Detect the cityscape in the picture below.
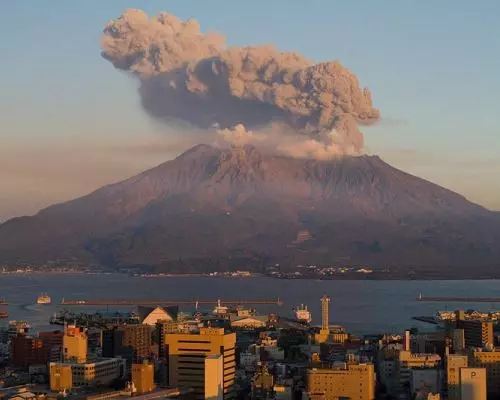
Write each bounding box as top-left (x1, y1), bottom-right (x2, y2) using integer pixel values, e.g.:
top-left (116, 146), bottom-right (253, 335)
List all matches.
top-left (0, 292), bottom-right (497, 399)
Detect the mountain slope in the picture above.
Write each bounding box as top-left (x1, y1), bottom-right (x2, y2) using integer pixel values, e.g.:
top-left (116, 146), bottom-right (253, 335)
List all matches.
top-left (0, 144), bottom-right (498, 271)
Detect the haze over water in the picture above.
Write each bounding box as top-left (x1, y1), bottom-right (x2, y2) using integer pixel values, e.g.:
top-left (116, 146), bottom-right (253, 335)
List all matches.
top-left (1, 274), bottom-right (500, 335)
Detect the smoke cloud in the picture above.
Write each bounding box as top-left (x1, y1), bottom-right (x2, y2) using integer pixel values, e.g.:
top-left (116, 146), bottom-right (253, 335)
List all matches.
top-left (101, 9), bottom-right (380, 157)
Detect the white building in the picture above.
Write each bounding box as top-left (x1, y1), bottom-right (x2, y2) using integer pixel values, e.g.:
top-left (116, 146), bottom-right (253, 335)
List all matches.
top-left (50, 358), bottom-right (125, 388)
top-left (460, 368), bottom-right (486, 400)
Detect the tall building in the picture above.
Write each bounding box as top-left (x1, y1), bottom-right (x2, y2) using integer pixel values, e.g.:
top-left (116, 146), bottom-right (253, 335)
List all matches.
top-left (469, 349), bottom-right (500, 396)
top-left (102, 324), bottom-right (152, 364)
top-left (63, 324), bottom-right (87, 363)
top-left (460, 368), bottom-right (486, 400)
top-left (39, 330), bottom-right (64, 362)
top-left (10, 334), bottom-right (46, 368)
top-left (397, 351), bottom-right (441, 396)
top-left (165, 327), bottom-right (236, 399)
top-left (205, 355), bottom-right (224, 400)
top-left (459, 320), bottom-right (493, 348)
top-left (132, 362), bottom-right (155, 394)
top-left (446, 354), bottom-right (468, 400)
top-left (451, 329), bottom-right (465, 353)
top-left (49, 363), bottom-right (72, 392)
top-left (307, 363), bottom-right (375, 400)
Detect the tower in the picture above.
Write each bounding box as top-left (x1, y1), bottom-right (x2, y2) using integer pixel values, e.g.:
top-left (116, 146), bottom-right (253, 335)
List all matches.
top-left (321, 295), bottom-right (330, 333)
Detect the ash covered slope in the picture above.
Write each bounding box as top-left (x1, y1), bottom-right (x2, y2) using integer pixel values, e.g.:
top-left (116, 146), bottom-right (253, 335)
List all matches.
top-left (0, 144), bottom-right (498, 270)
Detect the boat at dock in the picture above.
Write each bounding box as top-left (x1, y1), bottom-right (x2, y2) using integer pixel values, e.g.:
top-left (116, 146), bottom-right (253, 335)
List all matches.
top-left (36, 293), bottom-right (52, 305)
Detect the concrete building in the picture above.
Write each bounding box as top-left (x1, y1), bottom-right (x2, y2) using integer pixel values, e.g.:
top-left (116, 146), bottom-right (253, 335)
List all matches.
top-left (460, 368), bottom-right (486, 400)
top-left (132, 362), bottom-right (155, 394)
top-left (397, 351), bottom-right (441, 397)
top-left (138, 306), bottom-right (176, 326)
top-left (459, 320), bottom-right (493, 348)
top-left (204, 355), bottom-right (223, 400)
top-left (49, 363), bottom-right (72, 392)
top-left (410, 368), bottom-right (442, 399)
top-left (229, 316), bottom-right (267, 329)
top-left (63, 324), bottom-right (87, 363)
top-left (307, 363), bottom-right (375, 400)
top-left (469, 348), bottom-right (500, 397)
top-left (10, 334), bottom-right (46, 368)
top-left (451, 329), bottom-right (465, 353)
top-left (165, 327), bottom-right (236, 399)
top-left (49, 358), bottom-right (125, 388)
top-left (446, 354), bottom-right (468, 400)
top-left (102, 324), bottom-right (152, 364)
top-left (39, 330), bottom-right (63, 362)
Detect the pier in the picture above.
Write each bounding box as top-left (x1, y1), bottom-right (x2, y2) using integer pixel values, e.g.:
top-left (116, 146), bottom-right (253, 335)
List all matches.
top-left (60, 298), bottom-right (283, 306)
top-left (416, 295), bottom-right (500, 303)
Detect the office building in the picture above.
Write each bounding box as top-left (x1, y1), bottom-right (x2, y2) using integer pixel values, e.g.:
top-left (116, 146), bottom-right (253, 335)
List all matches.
top-left (49, 363), bottom-right (72, 392)
top-left (446, 354), bottom-right (468, 400)
top-left (165, 327), bottom-right (236, 399)
top-left (307, 363), bottom-right (375, 400)
top-left (459, 320), bottom-right (493, 348)
top-left (470, 349), bottom-right (500, 396)
top-left (39, 330), bottom-right (64, 362)
top-left (102, 324), bottom-right (152, 363)
top-left (410, 368), bottom-right (442, 398)
top-left (132, 362), bottom-right (155, 394)
top-left (63, 324), bottom-right (87, 363)
top-left (10, 334), bottom-right (46, 368)
top-left (205, 355), bottom-right (224, 400)
top-left (397, 351), bottom-right (441, 395)
top-left (49, 358), bottom-right (125, 389)
top-left (460, 368), bottom-right (486, 400)
top-left (451, 329), bottom-right (465, 353)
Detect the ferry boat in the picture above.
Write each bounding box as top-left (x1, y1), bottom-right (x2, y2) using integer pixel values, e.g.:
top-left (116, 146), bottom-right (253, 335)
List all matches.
top-left (36, 293), bottom-right (52, 305)
top-left (294, 304), bottom-right (312, 324)
top-left (0, 311), bottom-right (8, 319)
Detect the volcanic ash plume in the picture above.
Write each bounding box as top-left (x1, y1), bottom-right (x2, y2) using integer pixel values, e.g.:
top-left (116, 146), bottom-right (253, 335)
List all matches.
top-left (101, 9), bottom-right (380, 156)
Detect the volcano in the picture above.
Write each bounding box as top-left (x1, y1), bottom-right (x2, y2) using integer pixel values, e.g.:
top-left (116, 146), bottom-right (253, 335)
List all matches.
top-left (0, 144), bottom-right (499, 272)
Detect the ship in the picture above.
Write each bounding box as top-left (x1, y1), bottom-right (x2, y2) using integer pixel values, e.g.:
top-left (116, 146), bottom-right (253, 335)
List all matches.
top-left (36, 293), bottom-right (52, 305)
top-left (294, 304), bottom-right (312, 324)
top-left (0, 311), bottom-right (8, 319)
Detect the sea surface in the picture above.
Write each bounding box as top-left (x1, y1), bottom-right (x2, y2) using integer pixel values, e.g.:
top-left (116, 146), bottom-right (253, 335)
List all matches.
top-left (0, 274), bottom-right (499, 335)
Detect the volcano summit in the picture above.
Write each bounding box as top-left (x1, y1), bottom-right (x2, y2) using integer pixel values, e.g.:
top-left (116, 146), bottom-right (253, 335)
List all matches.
top-left (0, 144), bottom-right (498, 273)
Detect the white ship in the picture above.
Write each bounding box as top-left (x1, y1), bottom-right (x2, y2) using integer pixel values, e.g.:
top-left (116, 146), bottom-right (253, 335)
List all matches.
top-left (36, 293), bottom-right (52, 305)
top-left (294, 304), bottom-right (312, 324)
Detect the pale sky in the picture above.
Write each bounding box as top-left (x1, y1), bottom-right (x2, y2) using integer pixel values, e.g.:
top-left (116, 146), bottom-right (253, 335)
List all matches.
top-left (1, 1), bottom-right (499, 221)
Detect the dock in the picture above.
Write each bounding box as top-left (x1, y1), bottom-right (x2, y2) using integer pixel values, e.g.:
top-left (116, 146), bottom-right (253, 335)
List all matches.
top-left (416, 296), bottom-right (500, 303)
top-left (60, 298), bottom-right (283, 306)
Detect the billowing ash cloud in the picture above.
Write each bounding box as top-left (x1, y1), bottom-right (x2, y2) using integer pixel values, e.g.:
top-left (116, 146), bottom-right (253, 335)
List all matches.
top-left (101, 9), bottom-right (380, 156)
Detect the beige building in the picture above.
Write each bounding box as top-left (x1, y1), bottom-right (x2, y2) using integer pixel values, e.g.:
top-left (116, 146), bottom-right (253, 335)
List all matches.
top-left (165, 327), bottom-right (236, 399)
top-left (49, 363), bottom-right (72, 392)
top-left (49, 358), bottom-right (125, 388)
top-left (397, 351), bottom-right (441, 395)
top-left (63, 324), bottom-right (87, 363)
top-left (469, 349), bottom-right (500, 396)
top-left (132, 362), bottom-right (155, 394)
top-left (446, 354), bottom-right (468, 400)
top-left (460, 368), bottom-right (486, 400)
top-left (307, 363), bottom-right (375, 400)
top-left (204, 354), bottom-right (223, 400)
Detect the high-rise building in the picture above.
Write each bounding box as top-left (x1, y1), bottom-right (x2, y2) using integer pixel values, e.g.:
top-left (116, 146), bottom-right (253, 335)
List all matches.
top-left (102, 324), bottom-right (152, 364)
top-left (10, 334), bottom-right (46, 368)
top-left (460, 368), bottom-right (486, 400)
top-left (451, 329), bottom-right (465, 353)
top-left (165, 327), bottom-right (236, 399)
top-left (132, 362), bottom-right (155, 394)
top-left (63, 324), bottom-right (87, 363)
top-left (49, 363), bottom-right (72, 392)
top-left (446, 354), bottom-right (468, 400)
top-left (307, 363), bottom-right (375, 400)
top-left (39, 330), bottom-right (64, 362)
top-left (469, 349), bottom-right (500, 396)
top-left (205, 355), bottom-right (224, 400)
top-left (459, 320), bottom-right (493, 348)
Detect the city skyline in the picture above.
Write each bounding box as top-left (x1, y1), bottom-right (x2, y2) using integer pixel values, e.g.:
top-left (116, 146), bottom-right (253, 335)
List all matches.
top-left (1, 0), bottom-right (499, 221)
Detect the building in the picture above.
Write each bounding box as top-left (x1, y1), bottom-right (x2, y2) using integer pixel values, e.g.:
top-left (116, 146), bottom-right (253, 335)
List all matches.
top-left (451, 329), bottom-right (465, 353)
top-left (460, 368), bottom-right (486, 400)
top-left (63, 324), bottom-right (87, 363)
top-left (446, 354), bottom-right (468, 400)
top-left (397, 351), bottom-right (441, 397)
top-left (469, 349), bottom-right (500, 396)
top-left (205, 355), bottom-right (223, 400)
top-left (410, 368), bottom-right (442, 398)
top-left (138, 306), bottom-right (177, 326)
top-left (49, 363), bottom-right (72, 392)
top-left (132, 362), bottom-right (155, 394)
top-left (102, 324), bottom-right (152, 364)
top-left (10, 334), bottom-right (46, 368)
top-left (459, 320), bottom-right (493, 348)
top-left (307, 363), bottom-right (375, 400)
top-left (39, 330), bottom-right (63, 362)
top-left (165, 327), bottom-right (236, 399)
top-left (49, 358), bottom-right (125, 388)
top-left (230, 316), bottom-right (267, 329)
